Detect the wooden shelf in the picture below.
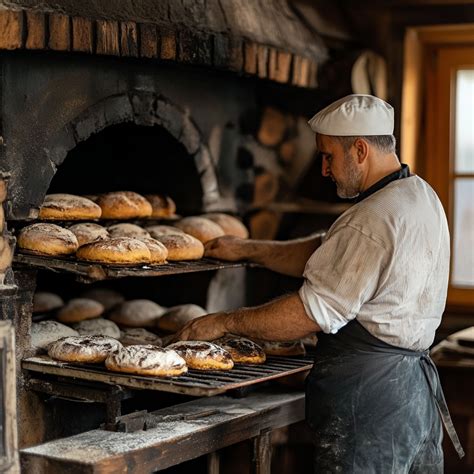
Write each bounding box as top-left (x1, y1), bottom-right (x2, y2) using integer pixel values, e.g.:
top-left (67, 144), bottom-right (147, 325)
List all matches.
top-left (13, 253), bottom-right (254, 283)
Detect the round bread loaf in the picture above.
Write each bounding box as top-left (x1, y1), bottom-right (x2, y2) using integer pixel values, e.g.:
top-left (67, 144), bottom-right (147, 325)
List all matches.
top-left (18, 223), bottom-right (78, 256)
top-left (156, 304), bottom-right (207, 333)
top-left (152, 233), bottom-right (204, 261)
top-left (48, 335), bottom-right (122, 363)
top-left (69, 223), bottom-right (109, 246)
top-left (258, 340), bottom-right (306, 356)
top-left (39, 193), bottom-right (102, 220)
top-left (145, 195), bottom-right (177, 218)
top-left (215, 336), bottom-right (266, 364)
top-left (33, 292), bottom-right (64, 313)
top-left (105, 345), bottom-right (187, 376)
top-left (136, 237), bottom-right (168, 264)
top-left (31, 320), bottom-right (79, 351)
top-left (76, 237), bottom-right (151, 265)
top-left (108, 299), bottom-right (167, 328)
top-left (166, 341), bottom-right (234, 370)
top-left (72, 317), bottom-right (121, 339)
top-left (120, 328), bottom-right (162, 346)
top-left (174, 217), bottom-right (225, 243)
top-left (145, 225), bottom-right (185, 238)
top-left (80, 288), bottom-right (125, 311)
top-left (97, 191), bottom-right (152, 219)
top-left (107, 223), bottom-right (151, 239)
top-left (56, 298), bottom-right (105, 323)
top-left (201, 213), bottom-right (249, 239)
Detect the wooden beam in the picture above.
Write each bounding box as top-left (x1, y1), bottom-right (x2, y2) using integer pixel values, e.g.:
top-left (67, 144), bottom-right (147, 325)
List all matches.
top-left (0, 10), bottom-right (23, 50)
top-left (140, 23), bottom-right (158, 58)
top-left (120, 21), bottom-right (138, 57)
top-left (257, 45), bottom-right (269, 79)
top-left (96, 19), bottom-right (119, 56)
top-left (72, 17), bottom-right (93, 54)
top-left (25, 11), bottom-right (45, 50)
top-left (49, 13), bottom-right (70, 51)
top-left (244, 42), bottom-right (258, 75)
top-left (160, 27), bottom-right (176, 60)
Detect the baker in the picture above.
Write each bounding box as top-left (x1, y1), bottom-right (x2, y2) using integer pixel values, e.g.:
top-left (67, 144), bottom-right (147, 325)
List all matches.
top-left (175, 94), bottom-right (464, 473)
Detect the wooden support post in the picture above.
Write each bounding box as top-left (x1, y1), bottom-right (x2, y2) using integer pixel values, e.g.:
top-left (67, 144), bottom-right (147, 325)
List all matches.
top-left (207, 451), bottom-right (220, 474)
top-left (251, 431), bottom-right (272, 474)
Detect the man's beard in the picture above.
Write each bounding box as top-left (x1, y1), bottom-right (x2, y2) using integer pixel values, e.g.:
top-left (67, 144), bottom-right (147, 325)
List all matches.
top-left (335, 152), bottom-right (363, 199)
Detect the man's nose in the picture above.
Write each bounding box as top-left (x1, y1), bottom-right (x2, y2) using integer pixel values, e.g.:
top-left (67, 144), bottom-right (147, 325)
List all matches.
top-left (321, 156), bottom-right (330, 177)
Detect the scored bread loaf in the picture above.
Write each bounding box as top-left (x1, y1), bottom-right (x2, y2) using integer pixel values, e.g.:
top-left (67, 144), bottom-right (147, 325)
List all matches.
top-left (105, 345), bottom-right (187, 376)
top-left (174, 217), bottom-right (225, 243)
top-left (156, 304), bottom-right (207, 333)
top-left (135, 237), bottom-right (168, 264)
top-left (120, 328), bottom-right (162, 346)
top-left (31, 320), bottom-right (79, 351)
top-left (33, 292), bottom-right (64, 313)
top-left (166, 341), bottom-right (234, 370)
top-left (201, 213), bottom-right (249, 239)
top-left (145, 195), bottom-right (177, 218)
top-left (80, 288), bottom-right (125, 311)
top-left (68, 223), bottom-right (109, 246)
top-left (108, 299), bottom-right (167, 328)
top-left (76, 237), bottom-right (151, 265)
top-left (48, 335), bottom-right (122, 363)
top-left (215, 335), bottom-right (266, 364)
top-left (97, 191), bottom-right (152, 219)
top-left (18, 223), bottom-right (78, 256)
top-left (39, 194), bottom-right (102, 220)
top-left (72, 317), bottom-right (121, 339)
top-left (56, 298), bottom-right (105, 323)
top-left (107, 223), bottom-right (151, 239)
top-left (151, 233), bottom-right (204, 261)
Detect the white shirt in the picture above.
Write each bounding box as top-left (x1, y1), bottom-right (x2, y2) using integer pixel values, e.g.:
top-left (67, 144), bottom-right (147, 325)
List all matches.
top-left (299, 175), bottom-right (450, 350)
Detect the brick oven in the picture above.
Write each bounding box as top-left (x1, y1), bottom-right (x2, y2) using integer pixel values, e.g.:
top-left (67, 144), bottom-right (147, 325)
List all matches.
top-left (0, 1), bottom-right (352, 472)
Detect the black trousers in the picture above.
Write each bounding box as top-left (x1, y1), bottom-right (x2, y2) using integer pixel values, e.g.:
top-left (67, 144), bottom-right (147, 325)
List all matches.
top-left (305, 321), bottom-right (444, 474)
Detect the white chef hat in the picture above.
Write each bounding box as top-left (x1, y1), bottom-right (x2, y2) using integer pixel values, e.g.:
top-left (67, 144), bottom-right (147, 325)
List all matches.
top-left (308, 94), bottom-right (394, 136)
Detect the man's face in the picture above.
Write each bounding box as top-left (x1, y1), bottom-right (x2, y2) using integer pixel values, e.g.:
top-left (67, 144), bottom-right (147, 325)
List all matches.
top-left (316, 134), bottom-right (363, 199)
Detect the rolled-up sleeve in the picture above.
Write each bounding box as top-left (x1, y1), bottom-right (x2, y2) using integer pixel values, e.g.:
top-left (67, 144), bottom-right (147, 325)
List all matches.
top-left (299, 224), bottom-right (388, 334)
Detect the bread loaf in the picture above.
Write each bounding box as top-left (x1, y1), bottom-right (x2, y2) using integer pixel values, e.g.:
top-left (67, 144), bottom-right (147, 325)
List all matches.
top-left (174, 217), bottom-right (225, 243)
top-left (107, 223), bottom-right (150, 239)
top-left (151, 233), bottom-right (204, 261)
top-left (145, 195), bottom-right (177, 218)
top-left (56, 298), bottom-right (104, 323)
top-left (166, 341), bottom-right (234, 370)
top-left (31, 320), bottom-right (78, 351)
top-left (68, 223), bottom-right (109, 246)
top-left (80, 288), bottom-right (125, 311)
top-left (72, 317), bottom-right (121, 339)
top-left (120, 328), bottom-right (162, 346)
top-left (97, 191), bottom-right (152, 219)
top-left (33, 292), bottom-right (64, 313)
top-left (108, 299), bottom-right (167, 327)
top-left (201, 213), bottom-right (249, 239)
top-left (18, 223), bottom-right (78, 256)
top-left (76, 237), bottom-right (151, 265)
top-left (215, 335), bottom-right (266, 364)
top-left (145, 225), bottom-right (185, 238)
top-left (156, 304), bottom-right (207, 333)
top-left (39, 194), bottom-right (102, 220)
top-left (136, 237), bottom-right (168, 264)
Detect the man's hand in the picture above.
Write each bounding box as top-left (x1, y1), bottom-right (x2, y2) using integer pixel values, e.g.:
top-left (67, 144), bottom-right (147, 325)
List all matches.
top-left (173, 312), bottom-right (229, 342)
top-left (204, 236), bottom-right (247, 261)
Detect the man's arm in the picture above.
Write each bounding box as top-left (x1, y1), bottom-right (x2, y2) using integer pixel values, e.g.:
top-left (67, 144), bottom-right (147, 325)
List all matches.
top-left (174, 292), bottom-right (321, 342)
top-left (204, 232), bottom-right (325, 278)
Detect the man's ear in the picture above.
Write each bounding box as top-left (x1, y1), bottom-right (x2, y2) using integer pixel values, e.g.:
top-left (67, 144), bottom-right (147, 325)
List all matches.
top-left (354, 138), bottom-right (369, 163)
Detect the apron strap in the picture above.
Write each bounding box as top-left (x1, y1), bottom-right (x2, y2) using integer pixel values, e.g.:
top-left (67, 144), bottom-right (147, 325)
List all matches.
top-left (420, 355), bottom-right (465, 459)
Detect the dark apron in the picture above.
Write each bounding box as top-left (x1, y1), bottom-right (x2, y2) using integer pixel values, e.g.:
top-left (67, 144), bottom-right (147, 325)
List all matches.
top-left (305, 320), bottom-right (464, 474)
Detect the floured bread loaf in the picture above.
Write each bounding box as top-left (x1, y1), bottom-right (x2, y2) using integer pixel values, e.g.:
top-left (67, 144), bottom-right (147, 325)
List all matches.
top-left (152, 233), bottom-right (204, 261)
top-left (48, 335), bottom-right (122, 363)
top-left (156, 304), bottom-right (207, 333)
top-left (76, 237), bottom-right (151, 265)
top-left (31, 320), bottom-right (78, 351)
top-left (33, 292), bottom-right (64, 313)
top-left (97, 191), bottom-right (152, 219)
top-left (136, 237), bottom-right (168, 264)
top-left (120, 328), bottom-right (162, 346)
top-left (215, 335), bottom-right (266, 364)
top-left (167, 341), bottom-right (234, 371)
top-left (39, 194), bottom-right (102, 220)
top-left (69, 223), bottom-right (109, 246)
top-left (107, 223), bottom-right (150, 239)
top-left (18, 223), bottom-right (78, 256)
top-left (257, 340), bottom-right (306, 356)
top-left (145, 195), bottom-right (177, 218)
top-left (105, 345), bottom-right (187, 376)
top-left (202, 213), bottom-right (249, 239)
top-left (108, 299), bottom-right (167, 327)
top-left (146, 225), bottom-right (185, 238)
top-left (80, 288), bottom-right (125, 310)
top-left (174, 217), bottom-right (225, 243)
top-left (56, 298), bottom-right (104, 323)
top-left (72, 317), bottom-right (121, 339)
